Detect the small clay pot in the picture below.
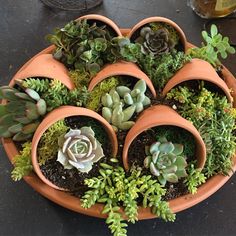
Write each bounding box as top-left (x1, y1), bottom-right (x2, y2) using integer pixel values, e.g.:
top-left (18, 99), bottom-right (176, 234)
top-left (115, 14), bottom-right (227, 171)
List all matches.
top-left (122, 105), bottom-right (206, 171)
top-left (162, 59), bottom-right (233, 103)
top-left (31, 106), bottom-right (118, 190)
top-left (88, 61), bottom-right (157, 97)
top-left (128, 16), bottom-right (187, 52)
top-left (77, 14), bottom-right (122, 37)
top-left (10, 54), bottom-right (74, 90)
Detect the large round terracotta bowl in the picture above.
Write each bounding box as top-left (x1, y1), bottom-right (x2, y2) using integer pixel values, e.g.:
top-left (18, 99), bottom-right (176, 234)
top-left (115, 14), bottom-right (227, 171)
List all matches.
top-left (2, 29), bottom-right (236, 219)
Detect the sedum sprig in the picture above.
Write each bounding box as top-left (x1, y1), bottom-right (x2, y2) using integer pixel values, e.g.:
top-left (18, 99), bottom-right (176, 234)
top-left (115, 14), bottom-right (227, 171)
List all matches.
top-left (188, 24), bottom-right (235, 68)
top-left (184, 163), bottom-right (206, 194)
top-left (11, 142), bottom-right (33, 181)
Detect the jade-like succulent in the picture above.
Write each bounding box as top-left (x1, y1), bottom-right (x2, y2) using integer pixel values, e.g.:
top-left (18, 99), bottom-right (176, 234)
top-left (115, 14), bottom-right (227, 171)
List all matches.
top-left (0, 86), bottom-right (47, 141)
top-left (135, 26), bottom-right (175, 57)
top-left (57, 127), bottom-right (104, 173)
top-left (101, 80), bottom-right (150, 131)
top-left (144, 137), bottom-right (188, 186)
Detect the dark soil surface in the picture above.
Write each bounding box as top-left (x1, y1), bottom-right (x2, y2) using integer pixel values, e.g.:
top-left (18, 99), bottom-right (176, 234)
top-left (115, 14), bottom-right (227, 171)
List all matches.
top-left (40, 116), bottom-right (112, 197)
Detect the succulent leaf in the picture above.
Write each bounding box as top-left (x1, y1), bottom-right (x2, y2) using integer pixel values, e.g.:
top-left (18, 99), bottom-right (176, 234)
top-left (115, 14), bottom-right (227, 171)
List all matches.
top-left (25, 88), bottom-right (40, 101)
top-left (36, 99), bottom-right (47, 116)
top-left (102, 107), bottom-right (112, 123)
top-left (13, 132), bottom-right (32, 142)
top-left (8, 123), bottom-right (23, 134)
top-left (116, 86), bottom-right (131, 97)
top-left (144, 137), bottom-right (188, 185)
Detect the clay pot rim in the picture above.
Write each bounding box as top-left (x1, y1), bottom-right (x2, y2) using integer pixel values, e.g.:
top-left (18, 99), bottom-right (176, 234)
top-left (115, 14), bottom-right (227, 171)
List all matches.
top-left (162, 58), bottom-right (233, 103)
top-left (31, 106), bottom-right (118, 191)
top-left (77, 14), bottom-right (122, 37)
top-left (122, 105), bottom-right (206, 171)
top-left (128, 16), bottom-right (188, 52)
top-left (2, 29), bottom-right (236, 219)
top-left (88, 61), bottom-right (157, 98)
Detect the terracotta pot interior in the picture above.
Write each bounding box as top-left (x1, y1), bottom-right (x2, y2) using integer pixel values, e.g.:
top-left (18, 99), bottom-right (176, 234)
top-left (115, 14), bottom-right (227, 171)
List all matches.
top-left (36, 115), bottom-right (114, 189)
top-left (168, 80), bottom-right (229, 98)
top-left (129, 22), bottom-right (185, 52)
top-left (127, 125), bottom-right (197, 168)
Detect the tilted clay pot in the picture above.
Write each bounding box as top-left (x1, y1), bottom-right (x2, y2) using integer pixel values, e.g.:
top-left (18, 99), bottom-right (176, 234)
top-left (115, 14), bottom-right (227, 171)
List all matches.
top-left (128, 16), bottom-right (187, 52)
top-left (77, 14), bottom-right (122, 37)
top-left (10, 54), bottom-right (74, 90)
top-left (122, 105), bottom-right (206, 171)
top-left (31, 106), bottom-right (118, 190)
top-left (162, 58), bottom-right (233, 103)
top-left (88, 61), bottom-right (157, 97)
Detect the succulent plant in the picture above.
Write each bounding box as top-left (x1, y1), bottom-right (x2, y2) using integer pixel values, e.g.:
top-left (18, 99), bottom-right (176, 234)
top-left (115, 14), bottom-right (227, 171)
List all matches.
top-left (0, 86), bottom-right (46, 141)
top-left (57, 127), bottom-right (104, 173)
top-left (135, 26), bottom-right (175, 57)
top-left (144, 137), bottom-right (188, 186)
top-left (101, 80), bottom-right (150, 131)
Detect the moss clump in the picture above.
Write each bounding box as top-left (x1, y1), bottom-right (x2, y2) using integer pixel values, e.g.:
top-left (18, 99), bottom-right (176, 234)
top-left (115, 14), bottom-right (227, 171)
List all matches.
top-left (37, 120), bottom-right (69, 166)
top-left (69, 69), bottom-right (91, 88)
top-left (86, 76), bottom-right (120, 111)
top-left (149, 22), bottom-right (180, 46)
top-left (11, 142), bottom-right (32, 181)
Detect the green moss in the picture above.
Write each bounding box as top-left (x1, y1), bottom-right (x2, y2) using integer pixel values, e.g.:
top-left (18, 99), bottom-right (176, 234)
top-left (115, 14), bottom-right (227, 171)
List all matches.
top-left (149, 22), bottom-right (180, 46)
top-left (11, 142), bottom-right (33, 181)
top-left (86, 76), bottom-right (120, 111)
top-left (69, 69), bottom-right (91, 88)
top-left (38, 120), bottom-right (69, 166)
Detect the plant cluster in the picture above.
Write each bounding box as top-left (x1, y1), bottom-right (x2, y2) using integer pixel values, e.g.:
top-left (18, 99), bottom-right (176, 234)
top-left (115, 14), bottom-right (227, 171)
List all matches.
top-left (18, 78), bottom-right (89, 111)
top-left (11, 142), bottom-right (32, 181)
top-left (0, 86), bottom-right (46, 141)
top-left (188, 24), bottom-right (235, 68)
top-left (167, 85), bottom-right (236, 177)
top-left (144, 137), bottom-right (188, 185)
top-left (82, 159), bottom-right (175, 236)
top-left (101, 80), bottom-right (150, 131)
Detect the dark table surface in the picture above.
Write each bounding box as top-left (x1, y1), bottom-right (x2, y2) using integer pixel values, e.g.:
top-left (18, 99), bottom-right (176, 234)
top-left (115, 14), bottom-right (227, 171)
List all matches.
top-left (1, 1), bottom-right (236, 235)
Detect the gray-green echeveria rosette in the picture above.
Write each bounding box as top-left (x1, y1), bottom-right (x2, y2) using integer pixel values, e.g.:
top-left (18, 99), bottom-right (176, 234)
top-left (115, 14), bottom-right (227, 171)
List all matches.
top-left (57, 126), bottom-right (104, 173)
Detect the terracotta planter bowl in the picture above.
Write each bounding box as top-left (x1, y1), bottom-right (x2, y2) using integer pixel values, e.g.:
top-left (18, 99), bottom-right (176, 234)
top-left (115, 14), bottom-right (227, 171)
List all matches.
top-left (128, 16), bottom-right (187, 52)
top-left (122, 105), bottom-right (206, 171)
top-left (10, 54), bottom-right (74, 90)
top-left (162, 58), bottom-right (233, 103)
top-left (88, 61), bottom-right (157, 98)
top-left (77, 14), bottom-right (122, 37)
top-left (31, 106), bottom-right (118, 190)
top-left (1, 28), bottom-right (236, 219)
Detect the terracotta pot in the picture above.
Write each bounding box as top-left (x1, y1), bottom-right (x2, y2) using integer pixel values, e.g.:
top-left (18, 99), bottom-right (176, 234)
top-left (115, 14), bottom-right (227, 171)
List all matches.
top-left (128, 16), bottom-right (187, 52)
top-left (77, 14), bottom-right (122, 37)
top-left (31, 106), bottom-right (118, 190)
top-left (9, 54), bottom-right (74, 90)
top-left (122, 105), bottom-right (206, 171)
top-left (88, 61), bottom-right (157, 97)
top-left (162, 58), bottom-right (233, 103)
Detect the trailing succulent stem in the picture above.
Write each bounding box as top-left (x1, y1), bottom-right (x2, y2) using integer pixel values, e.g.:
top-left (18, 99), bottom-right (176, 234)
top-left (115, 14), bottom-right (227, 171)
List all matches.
top-left (144, 137), bottom-right (188, 186)
top-left (82, 160), bottom-right (175, 236)
top-left (0, 86), bottom-right (47, 141)
top-left (101, 80), bottom-right (150, 131)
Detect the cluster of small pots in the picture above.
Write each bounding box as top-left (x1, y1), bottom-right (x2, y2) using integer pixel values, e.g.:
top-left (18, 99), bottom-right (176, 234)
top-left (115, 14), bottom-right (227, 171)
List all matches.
top-left (2, 14), bottom-right (236, 219)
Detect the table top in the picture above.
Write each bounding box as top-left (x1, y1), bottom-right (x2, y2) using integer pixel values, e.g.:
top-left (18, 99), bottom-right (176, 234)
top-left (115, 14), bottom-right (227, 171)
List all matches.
top-left (1, 1), bottom-right (236, 235)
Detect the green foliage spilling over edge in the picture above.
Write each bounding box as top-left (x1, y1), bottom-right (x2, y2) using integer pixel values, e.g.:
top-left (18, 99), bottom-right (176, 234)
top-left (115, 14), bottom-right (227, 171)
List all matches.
top-left (82, 159), bottom-right (175, 236)
top-left (11, 142), bottom-right (32, 181)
